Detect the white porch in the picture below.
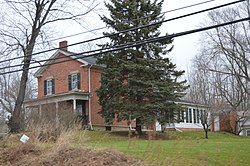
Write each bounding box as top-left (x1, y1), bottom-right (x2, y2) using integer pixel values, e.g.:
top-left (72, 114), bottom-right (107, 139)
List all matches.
top-left (24, 91), bottom-right (89, 112)
top-left (23, 91), bottom-right (90, 127)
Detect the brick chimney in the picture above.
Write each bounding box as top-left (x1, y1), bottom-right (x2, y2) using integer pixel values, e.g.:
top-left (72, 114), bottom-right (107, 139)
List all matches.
top-left (59, 40), bottom-right (68, 51)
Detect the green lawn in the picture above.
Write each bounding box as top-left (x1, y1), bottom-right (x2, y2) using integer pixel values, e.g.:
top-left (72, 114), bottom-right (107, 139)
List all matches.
top-left (1, 131), bottom-right (249, 165)
top-left (80, 131), bottom-right (250, 166)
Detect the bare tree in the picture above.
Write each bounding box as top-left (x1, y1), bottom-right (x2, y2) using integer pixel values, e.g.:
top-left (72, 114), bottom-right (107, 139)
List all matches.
top-left (190, 3), bottom-right (250, 135)
top-left (0, 68), bottom-right (36, 124)
top-left (187, 53), bottom-right (221, 139)
top-left (0, 0), bottom-right (98, 132)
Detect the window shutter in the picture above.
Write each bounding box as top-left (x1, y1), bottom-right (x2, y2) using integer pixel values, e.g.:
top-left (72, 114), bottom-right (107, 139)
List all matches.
top-left (77, 73), bottom-right (80, 89)
top-left (68, 75), bottom-right (72, 91)
top-left (52, 79), bottom-right (55, 94)
top-left (44, 80), bottom-right (47, 95)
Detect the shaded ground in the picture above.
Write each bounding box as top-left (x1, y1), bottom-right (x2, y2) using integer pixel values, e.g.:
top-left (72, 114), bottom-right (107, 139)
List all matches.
top-left (109, 131), bottom-right (176, 140)
top-left (0, 143), bottom-right (147, 166)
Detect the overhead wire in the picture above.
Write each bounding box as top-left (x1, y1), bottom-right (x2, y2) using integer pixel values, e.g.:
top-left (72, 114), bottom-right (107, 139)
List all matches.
top-left (0, 0), bottom-right (244, 64)
top-left (1, 0), bottom-right (218, 63)
top-left (0, 16), bottom-right (249, 75)
top-left (0, 0), bottom-right (245, 70)
top-left (35, 0), bottom-right (217, 44)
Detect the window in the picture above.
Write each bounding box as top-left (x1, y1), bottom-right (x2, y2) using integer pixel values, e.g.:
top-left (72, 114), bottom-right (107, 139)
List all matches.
top-left (44, 79), bottom-right (55, 95)
top-left (185, 110), bottom-right (188, 123)
top-left (178, 110), bottom-right (184, 122)
top-left (193, 109), bottom-right (196, 123)
top-left (189, 108), bottom-right (192, 123)
top-left (246, 130), bottom-right (250, 136)
top-left (71, 74), bottom-right (78, 90)
top-left (68, 73), bottom-right (80, 91)
top-left (185, 109), bottom-right (192, 123)
top-left (197, 110), bottom-right (200, 123)
top-left (200, 110), bottom-right (206, 124)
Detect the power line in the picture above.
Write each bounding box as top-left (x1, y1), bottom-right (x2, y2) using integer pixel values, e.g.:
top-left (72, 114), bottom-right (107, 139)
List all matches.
top-left (0, 16), bottom-right (249, 75)
top-left (36, 0), bottom-right (217, 44)
top-left (0, 0), bottom-right (245, 64)
top-left (0, 0), bottom-right (245, 67)
top-left (0, 0), bottom-right (245, 70)
top-left (1, 0), bottom-right (217, 63)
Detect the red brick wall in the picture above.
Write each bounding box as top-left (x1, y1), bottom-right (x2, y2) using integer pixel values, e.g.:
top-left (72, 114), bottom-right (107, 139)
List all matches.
top-left (88, 67), bottom-right (105, 125)
top-left (37, 53), bottom-right (131, 128)
top-left (179, 128), bottom-right (204, 132)
top-left (87, 67), bottom-right (131, 127)
top-left (38, 53), bottom-right (89, 97)
top-left (219, 111), bottom-right (237, 133)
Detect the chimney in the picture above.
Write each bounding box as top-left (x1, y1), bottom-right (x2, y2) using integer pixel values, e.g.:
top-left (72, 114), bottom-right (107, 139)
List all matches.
top-left (59, 41), bottom-right (68, 51)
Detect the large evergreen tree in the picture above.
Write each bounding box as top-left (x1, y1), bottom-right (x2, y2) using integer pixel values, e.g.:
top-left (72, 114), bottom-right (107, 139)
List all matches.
top-left (97, 0), bottom-right (187, 134)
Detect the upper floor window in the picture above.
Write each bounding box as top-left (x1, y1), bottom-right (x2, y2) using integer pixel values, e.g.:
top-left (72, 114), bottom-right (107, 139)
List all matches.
top-left (44, 79), bottom-right (55, 95)
top-left (68, 73), bottom-right (80, 91)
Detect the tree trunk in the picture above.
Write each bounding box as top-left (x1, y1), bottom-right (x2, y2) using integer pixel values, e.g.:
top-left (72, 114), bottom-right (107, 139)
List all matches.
top-left (205, 129), bottom-right (208, 139)
top-left (10, 39), bottom-right (35, 132)
top-left (234, 120), bottom-right (238, 135)
top-left (136, 117), bottom-right (142, 135)
top-left (203, 124), bottom-right (209, 139)
top-left (10, 63), bottom-right (30, 133)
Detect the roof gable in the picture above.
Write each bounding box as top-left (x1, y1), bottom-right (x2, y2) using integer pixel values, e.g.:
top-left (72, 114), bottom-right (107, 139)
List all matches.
top-left (34, 49), bottom-right (90, 78)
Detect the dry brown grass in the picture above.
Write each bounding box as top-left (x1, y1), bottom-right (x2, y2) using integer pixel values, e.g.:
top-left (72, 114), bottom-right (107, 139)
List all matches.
top-left (24, 103), bottom-right (85, 144)
top-left (0, 105), bottom-right (150, 166)
top-left (0, 142), bottom-right (148, 166)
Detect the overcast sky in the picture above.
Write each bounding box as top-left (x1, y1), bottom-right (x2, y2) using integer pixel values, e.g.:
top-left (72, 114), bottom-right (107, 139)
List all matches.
top-left (56, 0), bottom-right (240, 77)
top-left (163, 0), bottom-right (237, 73)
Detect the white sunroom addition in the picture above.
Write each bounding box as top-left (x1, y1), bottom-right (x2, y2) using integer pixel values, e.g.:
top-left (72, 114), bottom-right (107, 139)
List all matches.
top-left (156, 102), bottom-right (208, 132)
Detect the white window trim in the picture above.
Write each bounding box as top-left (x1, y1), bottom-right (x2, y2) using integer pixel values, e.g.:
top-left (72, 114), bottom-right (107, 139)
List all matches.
top-left (71, 73), bottom-right (78, 90)
top-left (46, 79), bottom-right (53, 95)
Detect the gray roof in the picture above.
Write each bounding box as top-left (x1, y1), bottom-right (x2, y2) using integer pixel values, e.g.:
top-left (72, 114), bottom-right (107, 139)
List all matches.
top-left (34, 49), bottom-right (104, 77)
top-left (64, 50), bottom-right (105, 67)
top-left (82, 56), bottom-right (97, 65)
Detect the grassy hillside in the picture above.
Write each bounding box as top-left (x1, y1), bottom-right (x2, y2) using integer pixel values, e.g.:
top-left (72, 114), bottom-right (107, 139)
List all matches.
top-left (83, 131), bottom-right (250, 166)
top-left (0, 131), bottom-right (249, 166)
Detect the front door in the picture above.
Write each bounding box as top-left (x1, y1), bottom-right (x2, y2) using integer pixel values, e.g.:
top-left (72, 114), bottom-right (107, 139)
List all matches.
top-left (76, 100), bottom-right (87, 126)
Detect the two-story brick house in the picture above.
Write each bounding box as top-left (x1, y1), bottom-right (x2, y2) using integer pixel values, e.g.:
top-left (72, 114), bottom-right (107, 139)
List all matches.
top-left (23, 41), bottom-right (213, 131)
top-left (24, 41), bottom-right (107, 129)
top-left (25, 41), bottom-right (136, 130)
top-left (25, 41), bottom-right (241, 133)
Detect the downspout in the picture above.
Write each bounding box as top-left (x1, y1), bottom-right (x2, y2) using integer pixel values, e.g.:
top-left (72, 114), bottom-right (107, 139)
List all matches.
top-left (88, 64), bottom-right (93, 130)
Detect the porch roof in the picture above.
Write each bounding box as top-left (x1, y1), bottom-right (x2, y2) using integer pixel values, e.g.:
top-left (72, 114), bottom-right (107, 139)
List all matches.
top-left (24, 91), bottom-right (89, 107)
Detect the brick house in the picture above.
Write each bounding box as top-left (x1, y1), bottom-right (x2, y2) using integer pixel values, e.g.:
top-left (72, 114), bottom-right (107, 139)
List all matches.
top-left (24, 41), bottom-right (248, 133)
top-left (24, 41), bottom-right (209, 131)
top-left (23, 42), bottom-right (215, 131)
top-left (24, 41), bottom-right (130, 130)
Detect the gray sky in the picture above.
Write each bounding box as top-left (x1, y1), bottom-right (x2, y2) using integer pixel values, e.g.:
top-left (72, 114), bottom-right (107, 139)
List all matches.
top-left (56, 0), bottom-right (238, 76)
top-left (163, 0), bottom-right (236, 73)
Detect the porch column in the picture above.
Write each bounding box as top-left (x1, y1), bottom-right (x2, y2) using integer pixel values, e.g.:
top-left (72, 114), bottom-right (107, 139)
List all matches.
top-left (56, 102), bottom-right (59, 128)
top-left (184, 109), bottom-right (187, 123)
top-left (191, 108), bottom-right (194, 124)
top-left (73, 99), bottom-right (76, 113)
